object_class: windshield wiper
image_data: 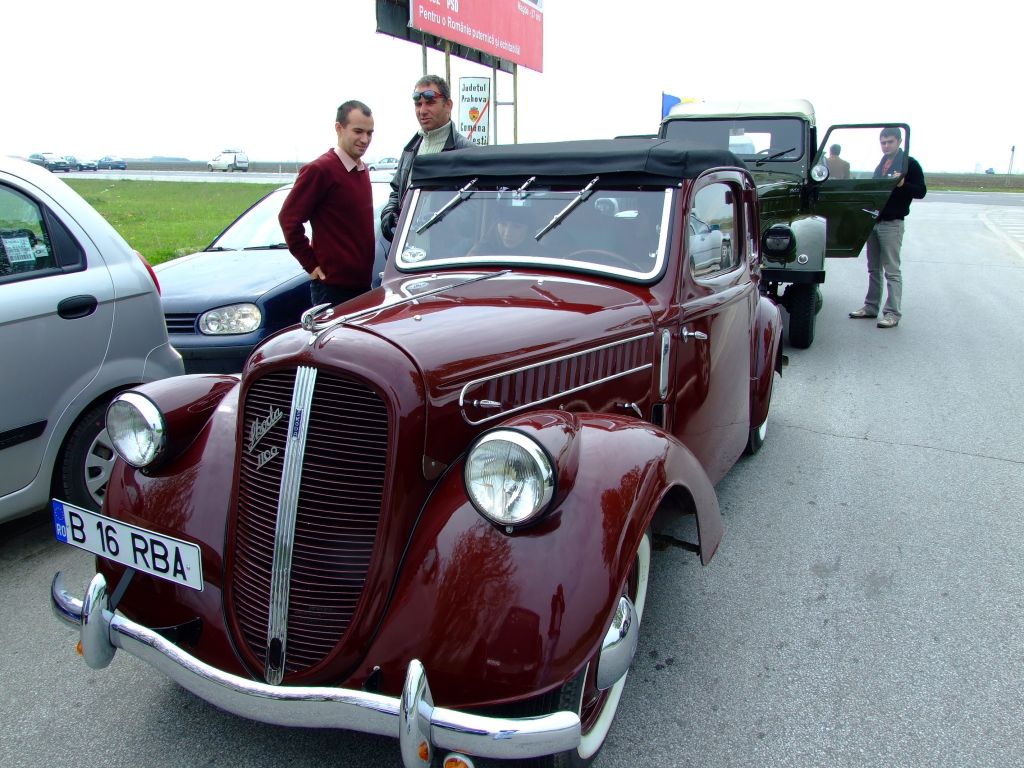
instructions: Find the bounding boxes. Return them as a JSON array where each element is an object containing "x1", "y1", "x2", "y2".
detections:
[
  {"x1": 243, "y1": 243, "x2": 289, "y2": 250},
  {"x1": 535, "y1": 176, "x2": 599, "y2": 241},
  {"x1": 205, "y1": 246, "x2": 236, "y2": 252},
  {"x1": 515, "y1": 176, "x2": 536, "y2": 198},
  {"x1": 416, "y1": 178, "x2": 478, "y2": 234},
  {"x1": 754, "y1": 147, "x2": 797, "y2": 166}
]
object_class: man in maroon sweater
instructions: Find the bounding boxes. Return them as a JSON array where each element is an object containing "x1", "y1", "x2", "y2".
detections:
[{"x1": 279, "y1": 100, "x2": 376, "y2": 308}]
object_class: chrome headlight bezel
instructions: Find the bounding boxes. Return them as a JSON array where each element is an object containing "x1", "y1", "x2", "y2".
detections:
[
  {"x1": 464, "y1": 429, "x2": 556, "y2": 531},
  {"x1": 198, "y1": 303, "x2": 262, "y2": 335},
  {"x1": 105, "y1": 392, "x2": 166, "y2": 468}
]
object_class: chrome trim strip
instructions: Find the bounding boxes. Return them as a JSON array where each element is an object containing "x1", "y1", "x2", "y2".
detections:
[
  {"x1": 51, "y1": 573, "x2": 581, "y2": 767},
  {"x1": 265, "y1": 365, "x2": 317, "y2": 684},
  {"x1": 305, "y1": 271, "x2": 510, "y2": 344},
  {"x1": 459, "y1": 333, "x2": 654, "y2": 426},
  {"x1": 463, "y1": 365, "x2": 652, "y2": 426},
  {"x1": 658, "y1": 329, "x2": 671, "y2": 399}
]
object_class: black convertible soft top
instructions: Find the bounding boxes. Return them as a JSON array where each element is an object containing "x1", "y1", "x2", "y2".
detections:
[{"x1": 410, "y1": 139, "x2": 743, "y2": 187}]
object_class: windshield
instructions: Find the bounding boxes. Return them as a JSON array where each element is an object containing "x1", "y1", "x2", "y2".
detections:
[
  {"x1": 211, "y1": 181, "x2": 391, "y2": 250},
  {"x1": 662, "y1": 117, "x2": 805, "y2": 162},
  {"x1": 395, "y1": 187, "x2": 672, "y2": 280}
]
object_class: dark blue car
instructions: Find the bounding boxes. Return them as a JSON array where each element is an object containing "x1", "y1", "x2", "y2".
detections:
[{"x1": 155, "y1": 177, "x2": 391, "y2": 373}]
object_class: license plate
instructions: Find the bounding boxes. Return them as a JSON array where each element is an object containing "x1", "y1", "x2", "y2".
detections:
[{"x1": 52, "y1": 500, "x2": 203, "y2": 591}]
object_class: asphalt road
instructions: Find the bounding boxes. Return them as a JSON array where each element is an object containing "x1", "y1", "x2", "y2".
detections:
[{"x1": 2, "y1": 195, "x2": 1023, "y2": 767}]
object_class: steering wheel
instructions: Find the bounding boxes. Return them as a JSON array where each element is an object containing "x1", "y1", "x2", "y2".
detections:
[{"x1": 567, "y1": 249, "x2": 637, "y2": 271}]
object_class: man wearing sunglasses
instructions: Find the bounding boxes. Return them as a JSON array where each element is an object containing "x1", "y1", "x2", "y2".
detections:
[
  {"x1": 849, "y1": 126, "x2": 926, "y2": 329},
  {"x1": 380, "y1": 75, "x2": 474, "y2": 242}
]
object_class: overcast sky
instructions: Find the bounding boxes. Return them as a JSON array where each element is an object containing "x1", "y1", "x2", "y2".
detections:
[{"x1": 5, "y1": 1, "x2": 1021, "y2": 173}]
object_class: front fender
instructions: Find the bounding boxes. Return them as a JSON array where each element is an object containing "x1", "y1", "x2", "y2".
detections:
[
  {"x1": 361, "y1": 412, "x2": 721, "y2": 709},
  {"x1": 763, "y1": 214, "x2": 826, "y2": 271}
]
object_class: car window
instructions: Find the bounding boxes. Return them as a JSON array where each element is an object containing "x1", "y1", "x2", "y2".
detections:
[
  {"x1": 211, "y1": 182, "x2": 391, "y2": 250},
  {"x1": 689, "y1": 182, "x2": 739, "y2": 278},
  {"x1": 663, "y1": 117, "x2": 805, "y2": 161},
  {"x1": 396, "y1": 188, "x2": 670, "y2": 280},
  {"x1": 0, "y1": 185, "x2": 58, "y2": 281}
]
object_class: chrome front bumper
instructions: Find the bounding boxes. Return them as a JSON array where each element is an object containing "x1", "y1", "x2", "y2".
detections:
[{"x1": 51, "y1": 572, "x2": 581, "y2": 767}]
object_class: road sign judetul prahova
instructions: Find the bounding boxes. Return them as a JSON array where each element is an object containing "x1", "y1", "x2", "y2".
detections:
[{"x1": 459, "y1": 77, "x2": 491, "y2": 147}]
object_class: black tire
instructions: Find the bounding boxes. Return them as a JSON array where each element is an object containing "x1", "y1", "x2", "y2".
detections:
[
  {"x1": 785, "y1": 283, "x2": 816, "y2": 349},
  {"x1": 500, "y1": 533, "x2": 651, "y2": 768},
  {"x1": 55, "y1": 400, "x2": 116, "y2": 512}
]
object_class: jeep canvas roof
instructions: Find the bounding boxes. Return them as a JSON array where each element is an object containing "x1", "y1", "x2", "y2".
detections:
[{"x1": 410, "y1": 139, "x2": 743, "y2": 187}]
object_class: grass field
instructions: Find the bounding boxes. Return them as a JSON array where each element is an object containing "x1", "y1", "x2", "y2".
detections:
[
  {"x1": 63, "y1": 172, "x2": 1021, "y2": 268},
  {"x1": 65, "y1": 179, "x2": 280, "y2": 265}
]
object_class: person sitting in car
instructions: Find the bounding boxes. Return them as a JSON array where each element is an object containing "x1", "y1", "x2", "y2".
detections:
[{"x1": 469, "y1": 205, "x2": 544, "y2": 257}]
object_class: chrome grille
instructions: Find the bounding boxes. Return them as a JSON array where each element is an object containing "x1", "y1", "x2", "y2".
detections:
[{"x1": 231, "y1": 367, "x2": 389, "y2": 675}]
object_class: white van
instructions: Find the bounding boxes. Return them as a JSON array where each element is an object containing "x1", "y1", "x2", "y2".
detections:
[{"x1": 208, "y1": 150, "x2": 249, "y2": 172}]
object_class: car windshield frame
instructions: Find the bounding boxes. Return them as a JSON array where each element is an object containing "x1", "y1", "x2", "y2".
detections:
[{"x1": 393, "y1": 186, "x2": 674, "y2": 282}]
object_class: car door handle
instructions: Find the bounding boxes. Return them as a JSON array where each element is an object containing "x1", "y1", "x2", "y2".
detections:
[
  {"x1": 681, "y1": 327, "x2": 708, "y2": 342},
  {"x1": 58, "y1": 295, "x2": 98, "y2": 319}
]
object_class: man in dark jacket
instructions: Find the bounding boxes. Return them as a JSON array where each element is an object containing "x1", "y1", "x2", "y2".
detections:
[
  {"x1": 379, "y1": 75, "x2": 474, "y2": 242},
  {"x1": 848, "y1": 126, "x2": 926, "y2": 328}
]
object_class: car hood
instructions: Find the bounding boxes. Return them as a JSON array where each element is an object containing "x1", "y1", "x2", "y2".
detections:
[
  {"x1": 251, "y1": 269, "x2": 657, "y2": 463},
  {"x1": 354, "y1": 272, "x2": 653, "y2": 387},
  {"x1": 155, "y1": 248, "x2": 304, "y2": 308}
]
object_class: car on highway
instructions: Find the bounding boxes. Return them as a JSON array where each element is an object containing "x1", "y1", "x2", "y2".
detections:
[
  {"x1": 660, "y1": 100, "x2": 906, "y2": 348},
  {"x1": 0, "y1": 157, "x2": 183, "y2": 525},
  {"x1": 367, "y1": 156, "x2": 398, "y2": 171},
  {"x1": 27, "y1": 153, "x2": 70, "y2": 172},
  {"x1": 64, "y1": 156, "x2": 97, "y2": 172},
  {"x1": 155, "y1": 172, "x2": 392, "y2": 373},
  {"x1": 97, "y1": 156, "x2": 127, "y2": 170},
  {"x1": 51, "y1": 139, "x2": 782, "y2": 767},
  {"x1": 208, "y1": 150, "x2": 249, "y2": 172}
]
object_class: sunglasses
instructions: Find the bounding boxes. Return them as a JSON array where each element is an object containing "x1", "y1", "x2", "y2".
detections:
[{"x1": 412, "y1": 89, "x2": 445, "y2": 103}]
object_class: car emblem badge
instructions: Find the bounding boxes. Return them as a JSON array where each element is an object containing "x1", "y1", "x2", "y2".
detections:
[{"x1": 247, "y1": 405, "x2": 283, "y2": 454}]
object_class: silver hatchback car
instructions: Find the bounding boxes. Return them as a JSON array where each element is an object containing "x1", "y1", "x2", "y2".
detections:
[{"x1": 0, "y1": 157, "x2": 184, "y2": 524}]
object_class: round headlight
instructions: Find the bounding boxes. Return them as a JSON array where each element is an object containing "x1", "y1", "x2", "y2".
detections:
[
  {"x1": 106, "y1": 392, "x2": 165, "y2": 468},
  {"x1": 464, "y1": 430, "x2": 555, "y2": 529},
  {"x1": 199, "y1": 303, "x2": 261, "y2": 335}
]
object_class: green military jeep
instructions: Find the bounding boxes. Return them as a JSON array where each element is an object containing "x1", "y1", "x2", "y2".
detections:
[{"x1": 660, "y1": 100, "x2": 908, "y2": 348}]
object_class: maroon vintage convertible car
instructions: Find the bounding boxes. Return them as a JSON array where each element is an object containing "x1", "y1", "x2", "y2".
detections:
[{"x1": 51, "y1": 139, "x2": 783, "y2": 767}]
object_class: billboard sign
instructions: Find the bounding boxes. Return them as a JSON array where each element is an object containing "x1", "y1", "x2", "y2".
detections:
[
  {"x1": 459, "y1": 77, "x2": 491, "y2": 146},
  {"x1": 409, "y1": 0, "x2": 544, "y2": 73}
]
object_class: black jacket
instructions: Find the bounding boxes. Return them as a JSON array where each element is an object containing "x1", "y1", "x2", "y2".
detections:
[
  {"x1": 380, "y1": 125, "x2": 474, "y2": 240},
  {"x1": 874, "y1": 150, "x2": 927, "y2": 221}
]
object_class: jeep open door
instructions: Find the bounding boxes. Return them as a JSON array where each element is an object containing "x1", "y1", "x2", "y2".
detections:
[{"x1": 811, "y1": 123, "x2": 909, "y2": 257}]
